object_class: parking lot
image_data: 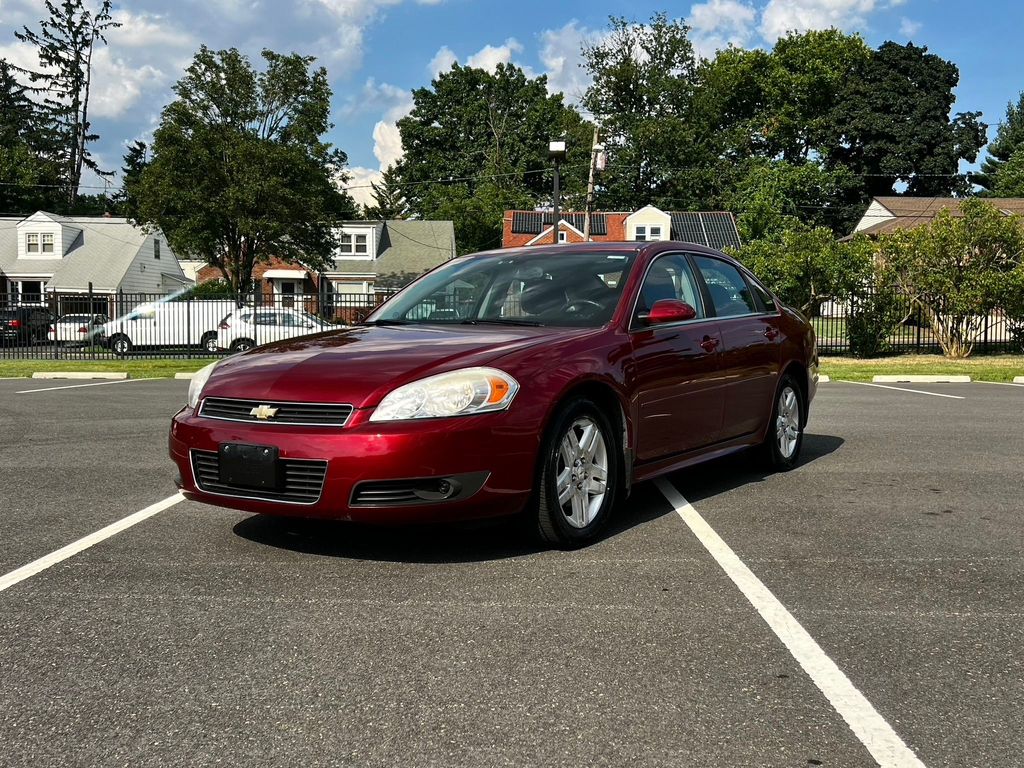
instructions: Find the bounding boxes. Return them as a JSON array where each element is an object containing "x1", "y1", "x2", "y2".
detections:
[{"x1": 0, "y1": 377, "x2": 1021, "y2": 767}]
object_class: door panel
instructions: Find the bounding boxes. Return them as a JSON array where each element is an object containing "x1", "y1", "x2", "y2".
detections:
[{"x1": 715, "y1": 315, "x2": 781, "y2": 439}]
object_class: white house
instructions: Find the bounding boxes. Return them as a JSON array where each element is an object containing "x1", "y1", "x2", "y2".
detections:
[{"x1": 0, "y1": 211, "x2": 191, "y2": 313}]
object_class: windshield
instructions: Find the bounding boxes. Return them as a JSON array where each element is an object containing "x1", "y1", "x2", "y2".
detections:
[{"x1": 366, "y1": 250, "x2": 637, "y2": 328}]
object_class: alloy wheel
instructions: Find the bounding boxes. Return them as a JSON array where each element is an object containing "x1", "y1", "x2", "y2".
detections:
[
  {"x1": 775, "y1": 386, "x2": 800, "y2": 459},
  {"x1": 555, "y1": 416, "x2": 609, "y2": 529}
]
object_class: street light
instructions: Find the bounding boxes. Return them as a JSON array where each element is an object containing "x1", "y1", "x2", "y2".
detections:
[{"x1": 548, "y1": 139, "x2": 567, "y2": 244}]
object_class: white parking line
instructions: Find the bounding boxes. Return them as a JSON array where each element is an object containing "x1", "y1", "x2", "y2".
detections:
[
  {"x1": 838, "y1": 380, "x2": 964, "y2": 400},
  {"x1": 0, "y1": 493, "x2": 185, "y2": 594},
  {"x1": 656, "y1": 479, "x2": 927, "y2": 768},
  {"x1": 15, "y1": 377, "x2": 161, "y2": 394}
]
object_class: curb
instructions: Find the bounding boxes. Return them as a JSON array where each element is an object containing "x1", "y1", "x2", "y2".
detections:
[
  {"x1": 1015, "y1": 377, "x2": 1024, "y2": 384},
  {"x1": 174, "y1": 372, "x2": 195, "y2": 380},
  {"x1": 818, "y1": 375, "x2": 830, "y2": 383},
  {"x1": 32, "y1": 372, "x2": 129, "y2": 380},
  {"x1": 872, "y1": 375, "x2": 971, "y2": 384}
]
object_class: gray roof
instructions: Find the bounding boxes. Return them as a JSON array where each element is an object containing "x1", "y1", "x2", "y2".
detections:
[
  {"x1": 0, "y1": 214, "x2": 167, "y2": 292},
  {"x1": 329, "y1": 220, "x2": 455, "y2": 279}
]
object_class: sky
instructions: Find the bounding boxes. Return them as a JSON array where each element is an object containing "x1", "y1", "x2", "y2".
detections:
[{"x1": 1, "y1": 0, "x2": 1023, "y2": 207}]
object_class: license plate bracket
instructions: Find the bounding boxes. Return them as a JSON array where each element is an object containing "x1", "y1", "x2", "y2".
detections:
[{"x1": 218, "y1": 443, "x2": 281, "y2": 489}]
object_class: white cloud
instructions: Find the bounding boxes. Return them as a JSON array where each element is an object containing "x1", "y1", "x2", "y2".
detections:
[
  {"x1": 466, "y1": 38, "x2": 524, "y2": 72},
  {"x1": 899, "y1": 17, "x2": 922, "y2": 38},
  {"x1": 538, "y1": 20, "x2": 596, "y2": 103},
  {"x1": 688, "y1": 0, "x2": 758, "y2": 58},
  {"x1": 372, "y1": 119, "x2": 404, "y2": 168},
  {"x1": 344, "y1": 166, "x2": 383, "y2": 208},
  {"x1": 759, "y1": 0, "x2": 877, "y2": 41},
  {"x1": 88, "y1": 50, "x2": 167, "y2": 119},
  {"x1": 428, "y1": 46, "x2": 457, "y2": 78}
]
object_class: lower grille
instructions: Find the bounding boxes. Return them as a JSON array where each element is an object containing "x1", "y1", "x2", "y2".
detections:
[
  {"x1": 350, "y1": 472, "x2": 490, "y2": 507},
  {"x1": 190, "y1": 449, "x2": 327, "y2": 505}
]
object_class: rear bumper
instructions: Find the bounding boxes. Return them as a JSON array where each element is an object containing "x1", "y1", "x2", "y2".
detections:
[{"x1": 169, "y1": 406, "x2": 539, "y2": 523}]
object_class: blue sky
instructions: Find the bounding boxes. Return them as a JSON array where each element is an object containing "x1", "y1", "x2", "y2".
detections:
[{"x1": 1, "y1": 0, "x2": 1021, "y2": 206}]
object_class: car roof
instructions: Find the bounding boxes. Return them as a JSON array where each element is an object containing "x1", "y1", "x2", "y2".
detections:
[{"x1": 466, "y1": 240, "x2": 738, "y2": 262}]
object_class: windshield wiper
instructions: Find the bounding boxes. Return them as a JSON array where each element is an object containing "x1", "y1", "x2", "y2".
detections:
[{"x1": 461, "y1": 318, "x2": 546, "y2": 327}]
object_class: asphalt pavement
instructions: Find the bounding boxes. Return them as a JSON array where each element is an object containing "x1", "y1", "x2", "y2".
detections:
[{"x1": 0, "y1": 377, "x2": 1021, "y2": 767}]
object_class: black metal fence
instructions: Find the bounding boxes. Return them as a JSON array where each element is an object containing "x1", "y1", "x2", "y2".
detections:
[
  {"x1": 812, "y1": 288, "x2": 1021, "y2": 356},
  {"x1": 0, "y1": 290, "x2": 397, "y2": 360}
]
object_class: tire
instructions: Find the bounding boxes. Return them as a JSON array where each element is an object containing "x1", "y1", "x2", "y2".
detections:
[
  {"x1": 534, "y1": 399, "x2": 619, "y2": 548},
  {"x1": 110, "y1": 334, "x2": 132, "y2": 357},
  {"x1": 762, "y1": 374, "x2": 804, "y2": 471},
  {"x1": 231, "y1": 338, "x2": 255, "y2": 353},
  {"x1": 201, "y1": 332, "x2": 219, "y2": 353}
]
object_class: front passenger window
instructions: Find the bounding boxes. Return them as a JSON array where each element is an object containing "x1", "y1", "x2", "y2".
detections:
[{"x1": 635, "y1": 254, "x2": 705, "y2": 320}]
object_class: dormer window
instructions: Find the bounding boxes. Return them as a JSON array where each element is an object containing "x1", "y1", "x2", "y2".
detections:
[
  {"x1": 42, "y1": 233, "x2": 54, "y2": 253},
  {"x1": 634, "y1": 226, "x2": 646, "y2": 242},
  {"x1": 339, "y1": 233, "x2": 368, "y2": 255},
  {"x1": 26, "y1": 233, "x2": 39, "y2": 253}
]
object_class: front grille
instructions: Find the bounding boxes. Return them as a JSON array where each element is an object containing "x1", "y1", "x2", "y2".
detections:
[
  {"x1": 199, "y1": 397, "x2": 353, "y2": 426},
  {"x1": 190, "y1": 449, "x2": 327, "y2": 505}
]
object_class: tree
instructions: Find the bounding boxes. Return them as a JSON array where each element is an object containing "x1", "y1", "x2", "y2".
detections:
[
  {"x1": 581, "y1": 13, "x2": 709, "y2": 210},
  {"x1": 0, "y1": 60, "x2": 63, "y2": 213},
  {"x1": 15, "y1": 0, "x2": 120, "y2": 204},
  {"x1": 364, "y1": 164, "x2": 408, "y2": 220},
  {"x1": 991, "y1": 147, "x2": 1024, "y2": 197},
  {"x1": 731, "y1": 223, "x2": 873, "y2": 317},
  {"x1": 396, "y1": 62, "x2": 589, "y2": 253},
  {"x1": 124, "y1": 46, "x2": 357, "y2": 296},
  {"x1": 976, "y1": 92, "x2": 1024, "y2": 192},
  {"x1": 824, "y1": 42, "x2": 987, "y2": 197},
  {"x1": 877, "y1": 200, "x2": 1024, "y2": 358}
]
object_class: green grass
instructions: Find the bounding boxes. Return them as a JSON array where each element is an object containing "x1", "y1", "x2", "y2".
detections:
[
  {"x1": 0, "y1": 358, "x2": 218, "y2": 379},
  {"x1": 821, "y1": 354, "x2": 1024, "y2": 382}
]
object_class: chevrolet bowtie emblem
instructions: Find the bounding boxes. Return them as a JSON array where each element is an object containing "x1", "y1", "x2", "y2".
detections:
[{"x1": 250, "y1": 404, "x2": 279, "y2": 420}]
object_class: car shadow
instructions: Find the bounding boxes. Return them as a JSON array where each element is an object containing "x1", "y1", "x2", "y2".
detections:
[{"x1": 232, "y1": 432, "x2": 844, "y2": 563}]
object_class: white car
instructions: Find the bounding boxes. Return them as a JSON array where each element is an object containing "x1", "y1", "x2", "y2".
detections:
[
  {"x1": 47, "y1": 313, "x2": 108, "y2": 346},
  {"x1": 216, "y1": 307, "x2": 334, "y2": 352},
  {"x1": 102, "y1": 300, "x2": 240, "y2": 356}
]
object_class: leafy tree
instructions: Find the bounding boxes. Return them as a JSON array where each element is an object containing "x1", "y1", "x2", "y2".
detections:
[
  {"x1": 124, "y1": 47, "x2": 357, "y2": 296},
  {"x1": 581, "y1": 13, "x2": 708, "y2": 210},
  {"x1": 364, "y1": 164, "x2": 408, "y2": 220},
  {"x1": 877, "y1": 200, "x2": 1024, "y2": 358},
  {"x1": 15, "y1": 0, "x2": 120, "y2": 205},
  {"x1": 731, "y1": 223, "x2": 873, "y2": 316},
  {"x1": 396, "y1": 62, "x2": 589, "y2": 253},
  {"x1": 991, "y1": 147, "x2": 1024, "y2": 197},
  {"x1": 824, "y1": 42, "x2": 987, "y2": 197},
  {"x1": 976, "y1": 92, "x2": 1024, "y2": 192}
]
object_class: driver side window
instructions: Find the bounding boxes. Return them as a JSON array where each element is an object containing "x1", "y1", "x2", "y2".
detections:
[{"x1": 635, "y1": 254, "x2": 705, "y2": 320}]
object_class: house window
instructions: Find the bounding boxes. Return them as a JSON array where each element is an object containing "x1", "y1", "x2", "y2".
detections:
[
  {"x1": 26, "y1": 233, "x2": 39, "y2": 253},
  {"x1": 634, "y1": 226, "x2": 646, "y2": 242},
  {"x1": 649, "y1": 226, "x2": 662, "y2": 241},
  {"x1": 355, "y1": 234, "x2": 368, "y2": 254},
  {"x1": 154, "y1": 239, "x2": 161, "y2": 259},
  {"x1": 558, "y1": 231, "x2": 567, "y2": 243},
  {"x1": 339, "y1": 234, "x2": 353, "y2": 254},
  {"x1": 335, "y1": 229, "x2": 374, "y2": 259},
  {"x1": 41, "y1": 233, "x2": 54, "y2": 253}
]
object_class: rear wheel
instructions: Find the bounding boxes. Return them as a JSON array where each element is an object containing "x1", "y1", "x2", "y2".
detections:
[
  {"x1": 534, "y1": 399, "x2": 618, "y2": 548},
  {"x1": 110, "y1": 335, "x2": 132, "y2": 357},
  {"x1": 231, "y1": 338, "x2": 255, "y2": 353},
  {"x1": 200, "y1": 332, "x2": 219, "y2": 353},
  {"x1": 762, "y1": 375, "x2": 804, "y2": 471}
]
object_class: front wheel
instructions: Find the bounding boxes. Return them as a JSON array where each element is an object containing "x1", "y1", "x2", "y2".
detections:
[
  {"x1": 230, "y1": 338, "x2": 255, "y2": 353},
  {"x1": 110, "y1": 335, "x2": 132, "y2": 357},
  {"x1": 762, "y1": 375, "x2": 804, "y2": 471},
  {"x1": 534, "y1": 399, "x2": 619, "y2": 548}
]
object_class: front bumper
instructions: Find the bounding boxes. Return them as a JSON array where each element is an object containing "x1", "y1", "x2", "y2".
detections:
[{"x1": 169, "y1": 405, "x2": 540, "y2": 523}]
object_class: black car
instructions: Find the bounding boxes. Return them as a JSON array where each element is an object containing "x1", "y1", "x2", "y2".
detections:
[{"x1": 0, "y1": 307, "x2": 54, "y2": 345}]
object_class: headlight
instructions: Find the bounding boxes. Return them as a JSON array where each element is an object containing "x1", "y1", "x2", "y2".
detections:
[
  {"x1": 370, "y1": 367, "x2": 519, "y2": 422},
  {"x1": 187, "y1": 361, "x2": 219, "y2": 409}
]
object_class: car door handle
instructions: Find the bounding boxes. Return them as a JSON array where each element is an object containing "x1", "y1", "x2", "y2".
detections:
[
  {"x1": 700, "y1": 335, "x2": 720, "y2": 353},
  {"x1": 763, "y1": 326, "x2": 779, "y2": 340}
]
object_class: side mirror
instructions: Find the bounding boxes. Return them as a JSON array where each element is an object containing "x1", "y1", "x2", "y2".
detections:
[{"x1": 645, "y1": 299, "x2": 697, "y2": 325}]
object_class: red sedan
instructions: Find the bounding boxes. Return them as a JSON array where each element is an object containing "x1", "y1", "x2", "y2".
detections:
[{"x1": 170, "y1": 242, "x2": 818, "y2": 547}]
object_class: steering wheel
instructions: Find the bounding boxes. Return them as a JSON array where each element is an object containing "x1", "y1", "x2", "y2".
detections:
[{"x1": 564, "y1": 299, "x2": 604, "y2": 316}]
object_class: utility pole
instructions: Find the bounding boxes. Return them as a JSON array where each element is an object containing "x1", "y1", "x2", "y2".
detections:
[{"x1": 583, "y1": 127, "x2": 601, "y2": 241}]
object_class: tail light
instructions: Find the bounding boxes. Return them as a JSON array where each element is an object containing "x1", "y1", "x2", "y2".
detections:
[
  {"x1": 9, "y1": 319, "x2": 21, "y2": 329},
  {"x1": 219, "y1": 320, "x2": 230, "y2": 329},
  {"x1": 78, "y1": 325, "x2": 89, "y2": 333}
]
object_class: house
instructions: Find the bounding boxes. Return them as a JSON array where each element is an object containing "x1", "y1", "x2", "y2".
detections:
[
  {"x1": 502, "y1": 205, "x2": 742, "y2": 250},
  {"x1": 850, "y1": 196, "x2": 1024, "y2": 237},
  {"x1": 194, "y1": 219, "x2": 456, "y2": 321},
  {"x1": 0, "y1": 211, "x2": 190, "y2": 314}
]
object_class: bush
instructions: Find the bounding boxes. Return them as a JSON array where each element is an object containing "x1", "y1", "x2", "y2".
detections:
[{"x1": 846, "y1": 289, "x2": 905, "y2": 358}]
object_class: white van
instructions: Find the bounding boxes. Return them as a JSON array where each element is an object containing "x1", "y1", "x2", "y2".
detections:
[{"x1": 103, "y1": 300, "x2": 242, "y2": 356}]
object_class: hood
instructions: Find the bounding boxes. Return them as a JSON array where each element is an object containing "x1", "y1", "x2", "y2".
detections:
[{"x1": 202, "y1": 323, "x2": 593, "y2": 408}]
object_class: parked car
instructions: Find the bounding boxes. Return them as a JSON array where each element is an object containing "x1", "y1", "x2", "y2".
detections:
[
  {"x1": 0, "y1": 307, "x2": 53, "y2": 345},
  {"x1": 171, "y1": 242, "x2": 818, "y2": 548},
  {"x1": 103, "y1": 300, "x2": 240, "y2": 356},
  {"x1": 215, "y1": 308, "x2": 333, "y2": 353},
  {"x1": 48, "y1": 313, "x2": 108, "y2": 346}
]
